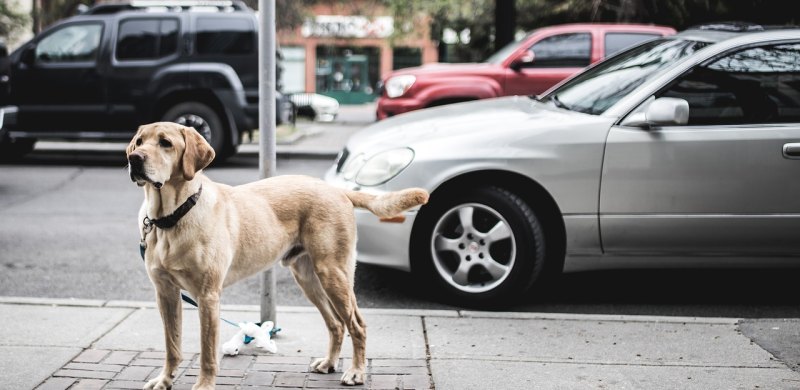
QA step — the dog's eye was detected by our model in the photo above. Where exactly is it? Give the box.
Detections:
[159,139,173,148]
[135,138,142,146]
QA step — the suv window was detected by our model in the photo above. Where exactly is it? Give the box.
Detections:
[527,33,591,68]
[196,17,253,55]
[605,33,659,56]
[661,43,800,125]
[36,23,103,63]
[116,19,179,60]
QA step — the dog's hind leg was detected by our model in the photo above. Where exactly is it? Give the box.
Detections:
[144,273,183,390]
[311,253,367,386]
[288,254,347,375]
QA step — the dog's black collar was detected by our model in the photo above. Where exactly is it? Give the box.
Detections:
[143,185,203,230]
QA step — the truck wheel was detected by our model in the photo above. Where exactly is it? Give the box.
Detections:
[161,102,227,155]
[412,186,547,307]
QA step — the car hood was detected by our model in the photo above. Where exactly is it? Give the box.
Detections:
[346,96,615,156]
[389,62,498,78]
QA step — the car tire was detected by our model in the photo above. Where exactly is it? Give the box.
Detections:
[161,102,229,157]
[412,186,546,307]
[0,136,36,162]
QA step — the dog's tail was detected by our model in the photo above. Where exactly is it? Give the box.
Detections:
[345,188,429,220]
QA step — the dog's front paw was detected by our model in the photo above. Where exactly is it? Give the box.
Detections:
[340,367,365,386]
[310,357,337,374]
[191,383,214,390]
[143,374,172,390]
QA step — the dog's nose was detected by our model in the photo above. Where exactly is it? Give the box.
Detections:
[129,152,144,163]
[128,152,146,170]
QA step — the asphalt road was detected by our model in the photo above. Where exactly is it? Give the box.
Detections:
[4,145,800,373]
[3,149,800,320]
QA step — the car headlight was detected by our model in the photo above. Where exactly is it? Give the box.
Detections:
[384,75,416,98]
[341,153,368,181]
[341,148,415,186]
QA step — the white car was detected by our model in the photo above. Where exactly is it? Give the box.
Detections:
[325,24,800,306]
[290,93,339,122]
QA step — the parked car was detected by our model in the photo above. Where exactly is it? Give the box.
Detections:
[0,0,292,161]
[376,23,676,120]
[290,93,339,122]
[326,23,800,306]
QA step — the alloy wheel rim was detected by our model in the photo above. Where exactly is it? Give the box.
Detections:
[174,114,212,142]
[430,203,516,293]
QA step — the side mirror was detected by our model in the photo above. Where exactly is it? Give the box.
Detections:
[648,97,689,125]
[510,50,535,71]
[622,97,689,128]
[21,45,35,66]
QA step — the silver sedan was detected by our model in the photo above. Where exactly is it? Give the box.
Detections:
[325,24,800,306]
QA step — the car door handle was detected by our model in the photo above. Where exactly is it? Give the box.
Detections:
[783,143,800,159]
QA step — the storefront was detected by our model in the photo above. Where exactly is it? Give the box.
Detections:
[278,2,437,104]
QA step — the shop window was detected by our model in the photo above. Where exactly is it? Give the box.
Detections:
[281,46,306,93]
[393,47,422,70]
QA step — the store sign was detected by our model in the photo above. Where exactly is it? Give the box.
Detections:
[302,15,394,39]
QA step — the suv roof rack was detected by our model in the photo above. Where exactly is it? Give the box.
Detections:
[84,0,251,15]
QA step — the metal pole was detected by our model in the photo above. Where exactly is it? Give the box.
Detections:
[258,0,277,324]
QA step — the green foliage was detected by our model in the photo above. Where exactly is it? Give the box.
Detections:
[386,0,799,62]
[0,1,29,42]
[37,0,93,31]
[244,0,326,31]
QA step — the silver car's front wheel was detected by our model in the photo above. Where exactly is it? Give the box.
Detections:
[413,186,547,307]
[431,203,517,294]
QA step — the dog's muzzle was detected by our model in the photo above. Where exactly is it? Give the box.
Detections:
[128,152,162,189]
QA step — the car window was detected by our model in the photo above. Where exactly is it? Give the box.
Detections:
[605,33,660,57]
[484,31,535,64]
[549,38,708,115]
[660,43,800,125]
[196,17,254,55]
[36,23,103,63]
[116,19,179,61]
[526,33,591,68]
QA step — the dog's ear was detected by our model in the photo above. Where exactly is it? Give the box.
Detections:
[126,125,144,157]
[180,126,216,180]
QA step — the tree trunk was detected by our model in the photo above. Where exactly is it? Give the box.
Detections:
[494,0,516,51]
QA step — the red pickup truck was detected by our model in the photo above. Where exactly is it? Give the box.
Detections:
[377,23,675,120]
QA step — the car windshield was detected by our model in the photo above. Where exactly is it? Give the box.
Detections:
[484,31,535,64]
[544,38,709,115]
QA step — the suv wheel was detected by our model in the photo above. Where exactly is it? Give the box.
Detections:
[162,102,226,155]
[412,186,547,307]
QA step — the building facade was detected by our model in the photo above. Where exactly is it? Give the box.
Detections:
[278,2,437,104]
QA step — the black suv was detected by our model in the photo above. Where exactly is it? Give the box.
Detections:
[0,0,292,160]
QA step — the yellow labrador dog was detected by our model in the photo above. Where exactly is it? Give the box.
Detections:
[126,122,428,389]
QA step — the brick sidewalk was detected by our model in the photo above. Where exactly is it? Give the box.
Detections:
[37,349,433,390]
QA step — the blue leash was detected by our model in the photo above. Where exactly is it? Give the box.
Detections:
[139,244,280,340]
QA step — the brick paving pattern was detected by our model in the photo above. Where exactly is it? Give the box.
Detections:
[37,350,433,389]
